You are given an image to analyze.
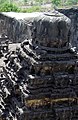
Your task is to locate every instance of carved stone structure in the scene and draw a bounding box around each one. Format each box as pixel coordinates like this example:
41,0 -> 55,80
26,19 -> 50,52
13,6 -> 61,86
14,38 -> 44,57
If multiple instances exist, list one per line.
0,11 -> 78,120
58,8 -> 78,50
0,12 -> 42,43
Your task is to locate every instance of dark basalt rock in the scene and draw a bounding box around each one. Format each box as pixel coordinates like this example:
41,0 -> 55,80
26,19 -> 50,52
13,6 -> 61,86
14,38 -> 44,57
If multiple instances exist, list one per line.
0,12 -> 42,43
58,7 -> 78,50
31,11 -> 71,48
0,11 -> 78,120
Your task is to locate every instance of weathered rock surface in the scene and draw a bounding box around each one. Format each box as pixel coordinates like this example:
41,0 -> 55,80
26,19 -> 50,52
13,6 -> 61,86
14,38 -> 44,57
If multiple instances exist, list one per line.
1,9 -> 78,120
58,7 -> 78,49
0,8 -> 78,48
32,11 -> 71,48
0,11 -> 78,120
0,12 -> 42,43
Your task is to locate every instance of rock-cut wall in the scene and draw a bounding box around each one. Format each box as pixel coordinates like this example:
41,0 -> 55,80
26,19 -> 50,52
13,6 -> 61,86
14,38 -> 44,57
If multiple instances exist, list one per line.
0,12 -> 42,43
58,8 -> 78,49
0,9 -> 78,47
1,11 -> 78,120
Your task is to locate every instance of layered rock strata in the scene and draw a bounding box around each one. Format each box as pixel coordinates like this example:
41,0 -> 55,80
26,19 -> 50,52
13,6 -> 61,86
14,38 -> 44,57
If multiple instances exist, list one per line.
0,11 -> 78,120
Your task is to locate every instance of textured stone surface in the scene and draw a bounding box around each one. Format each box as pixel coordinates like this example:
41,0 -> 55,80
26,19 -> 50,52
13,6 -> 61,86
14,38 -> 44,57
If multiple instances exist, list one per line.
31,11 -> 71,48
0,12 -> 42,43
0,10 -> 78,120
58,8 -> 78,50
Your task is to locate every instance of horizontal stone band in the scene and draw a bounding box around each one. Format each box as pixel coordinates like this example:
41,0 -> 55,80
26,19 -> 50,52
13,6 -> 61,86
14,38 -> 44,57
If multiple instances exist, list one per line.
25,97 -> 76,107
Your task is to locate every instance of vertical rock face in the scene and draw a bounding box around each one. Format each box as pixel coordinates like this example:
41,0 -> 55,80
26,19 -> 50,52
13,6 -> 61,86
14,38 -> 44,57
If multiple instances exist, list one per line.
0,12 -> 43,43
1,11 -> 78,120
58,8 -> 78,50
0,13 -> 31,43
